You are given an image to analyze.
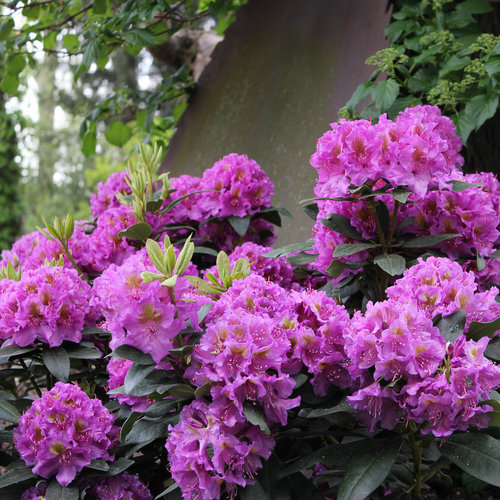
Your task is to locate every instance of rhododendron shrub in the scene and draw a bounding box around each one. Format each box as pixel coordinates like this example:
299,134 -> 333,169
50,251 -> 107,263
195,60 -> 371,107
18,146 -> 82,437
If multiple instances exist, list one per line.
0,109 -> 498,500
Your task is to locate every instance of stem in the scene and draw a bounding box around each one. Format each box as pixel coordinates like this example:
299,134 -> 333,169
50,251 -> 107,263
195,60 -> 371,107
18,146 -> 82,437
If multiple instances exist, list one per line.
355,276 -> 372,302
19,357 -> 42,398
409,430 -> 423,500
371,205 -> 385,245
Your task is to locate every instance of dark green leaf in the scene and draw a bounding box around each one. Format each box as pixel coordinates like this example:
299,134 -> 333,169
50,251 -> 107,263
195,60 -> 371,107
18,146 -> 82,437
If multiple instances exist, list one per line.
125,29 -> 155,46
6,55 -> 26,75
338,438 -> 402,500
453,111 -> 475,143
0,19 -> 14,42
243,402 -> 270,434
0,74 -> 19,95
476,249 -> 486,272
126,418 -> 174,444
82,128 -> 97,157
299,399 -> 353,418
85,458 -> 110,471
375,202 -> 390,234
143,399 -> 178,418
228,215 -> 250,237
373,79 -> 399,111
154,482 -> 181,500
93,0 -> 108,14
120,412 -> 140,443
285,252 -> 317,266
465,94 -> 499,131
392,188 -> 412,203
166,384 -> 195,399
466,317 -> 500,341
439,55 -> 470,78
117,222 -> 153,241
124,364 -> 155,394
346,81 -> 375,110
262,241 -> 314,258
198,303 -> 212,324
436,310 -> 467,343
333,243 -> 377,258
373,254 -> 406,276
42,347 -> 69,382
485,337 -> 500,361
321,214 -> 364,241
456,0 -> 493,15
0,400 -> 20,423
0,345 -> 35,363
0,465 -> 35,488
485,56 -> 500,77
46,480 -> 79,500
111,345 -> 155,365
326,260 -> 345,279
108,457 -> 134,475
491,248 -> 500,259
193,246 -> 219,257
194,383 -> 211,398
65,345 -> 101,359
441,433 -> 500,486
105,122 -> 133,147
303,202 -> 319,221
82,39 -> 101,68
482,399 -> 500,427
401,233 -> 459,248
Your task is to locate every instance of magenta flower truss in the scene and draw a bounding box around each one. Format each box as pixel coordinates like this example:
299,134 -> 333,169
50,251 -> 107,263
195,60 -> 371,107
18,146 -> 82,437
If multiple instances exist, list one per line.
81,472 -> 152,500
200,153 -> 274,219
91,246 -> 201,363
311,105 -> 462,200
106,357 -> 153,412
386,256 -> 500,332
166,399 -> 274,500
14,382 -> 119,486
89,170 -> 132,219
0,264 -> 93,347
344,299 -> 500,436
20,482 -> 48,500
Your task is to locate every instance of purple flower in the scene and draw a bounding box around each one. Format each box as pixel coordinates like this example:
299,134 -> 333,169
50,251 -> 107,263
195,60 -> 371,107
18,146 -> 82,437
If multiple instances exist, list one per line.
90,170 -> 132,218
82,472 -> 152,500
21,482 -> 48,500
14,382 -> 119,486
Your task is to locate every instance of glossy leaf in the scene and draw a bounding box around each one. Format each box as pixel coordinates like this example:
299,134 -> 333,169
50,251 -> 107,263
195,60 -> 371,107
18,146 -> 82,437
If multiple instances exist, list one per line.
441,433 -> 500,486
373,254 -> 406,276
0,400 -> 20,424
321,214 -> 364,240
228,215 -> 251,236
46,480 -> 79,500
243,402 -> 270,434
436,310 -> 467,343
262,241 -> 314,258
467,317 -> 500,341
42,347 -> 70,382
111,345 -> 155,365
333,243 -> 377,258
337,438 -> 402,500
124,364 -> 155,394
373,79 -> 399,110
117,222 -> 153,241
401,233 -> 459,248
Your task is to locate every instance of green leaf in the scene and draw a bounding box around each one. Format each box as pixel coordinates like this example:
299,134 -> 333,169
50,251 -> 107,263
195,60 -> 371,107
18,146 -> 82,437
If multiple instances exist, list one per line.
447,180 -> 482,192
82,128 -> 97,157
117,222 -> 153,241
125,29 -> 156,46
0,73 -> 19,95
401,233 -> 459,248
482,399 -> 500,427
439,55 -> 470,78
391,188 -> 412,203
465,94 -> 499,131
6,55 -> 26,75
321,214 -> 364,241
0,345 -> 35,363
93,0 -> 108,15
105,122 -> 133,147
337,438 -> 402,500
43,32 -> 57,50
0,19 -> 14,42
373,79 -> 399,111
436,310 -> 467,343
453,111 -> 475,143
166,384 -> 195,399
108,457 -> 134,475
0,400 -> 20,423
42,347 -> 70,382
85,458 -> 110,471
228,215 -> 250,237
285,252 -> 317,266
63,34 -> 79,52
440,433 -> 500,486
299,399 -> 353,418
303,202 -> 319,221
82,39 -> 101,68
485,56 -> 500,77
456,0 -> 493,15
124,364 -> 155,394
120,412 -> 140,443
126,417 -> 175,444
466,317 -> 500,341
262,241 -> 314,258
326,260 -> 345,279
332,243 -> 377,258
46,480 -> 79,500
194,383 -> 211,398
484,337 -> 500,362
346,81 -> 375,110
243,402 -> 270,434
143,399 -> 178,418
111,345 -> 155,365
0,465 -> 35,488
65,345 -> 101,359
373,254 -> 406,276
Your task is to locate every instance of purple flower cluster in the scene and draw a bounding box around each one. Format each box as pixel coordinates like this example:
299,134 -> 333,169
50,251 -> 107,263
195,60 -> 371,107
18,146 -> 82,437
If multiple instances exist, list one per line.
91,246 -> 201,363
166,399 -> 274,500
82,472 -> 152,499
14,382 -> 118,486
344,294 -> 500,437
386,257 -> 500,330
20,482 -> 47,500
0,265 -> 92,347
311,105 -> 462,199
90,170 -> 132,218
